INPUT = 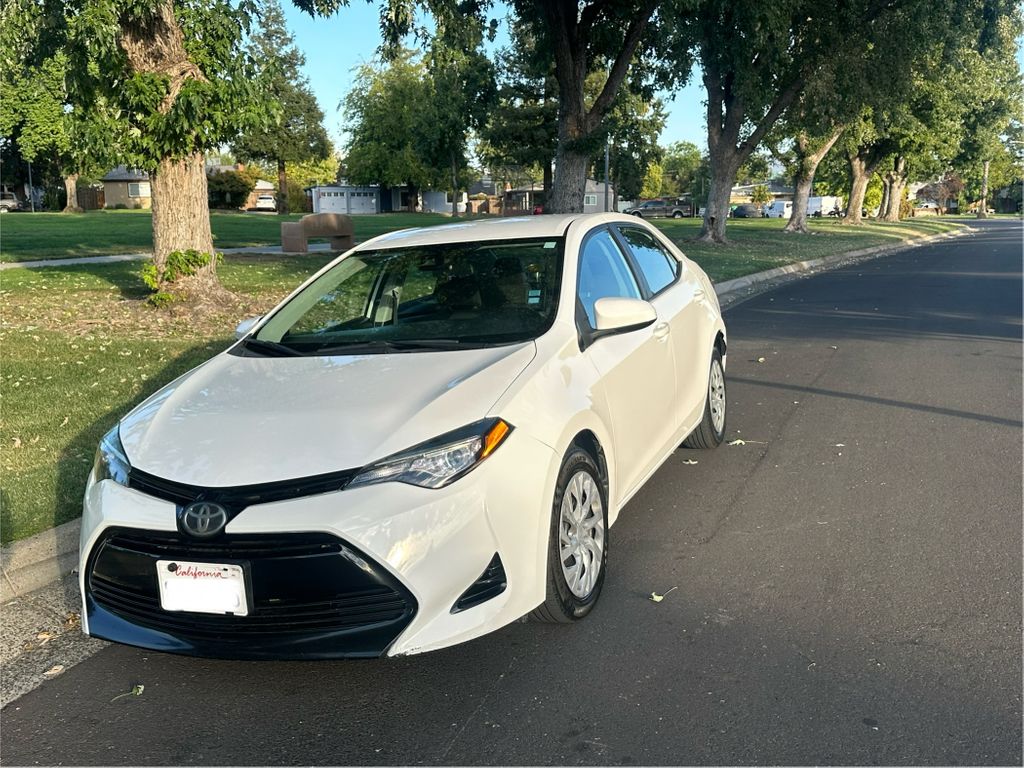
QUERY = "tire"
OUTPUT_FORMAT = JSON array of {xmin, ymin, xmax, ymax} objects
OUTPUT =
[
  {"xmin": 530, "ymin": 448, "xmax": 608, "ymax": 623},
  {"xmin": 632, "ymin": 211, "xmax": 643, "ymax": 218},
  {"xmin": 672, "ymin": 210, "xmax": 683, "ymax": 219},
  {"xmin": 683, "ymin": 348, "xmax": 727, "ymax": 449}
]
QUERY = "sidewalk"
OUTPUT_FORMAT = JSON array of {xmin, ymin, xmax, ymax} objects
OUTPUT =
[{"xmin": 0, "ymin": 242, "xmax": 335, "ymax": 271}]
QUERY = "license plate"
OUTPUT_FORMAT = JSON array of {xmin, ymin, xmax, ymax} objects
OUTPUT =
[{"xmin": 156, "ymin": 560, "xmax": 249, "ymax": 616}]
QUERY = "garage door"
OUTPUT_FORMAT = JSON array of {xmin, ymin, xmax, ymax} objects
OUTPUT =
[
  {"xmin": 347, "ymin": 191, "xmax": 377, "ymax": 214},
  {"xmin": 318, "ymin": 190, "xmax": 346, "ymax": 214}
]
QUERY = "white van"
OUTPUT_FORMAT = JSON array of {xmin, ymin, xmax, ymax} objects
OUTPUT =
[
  {"xmin": 808, "ymin": 196, "xmax": 842, "ymax": 217},
  {"xmin": 766, "ymin": 200, "xmax": 793, "ymax": 219}
]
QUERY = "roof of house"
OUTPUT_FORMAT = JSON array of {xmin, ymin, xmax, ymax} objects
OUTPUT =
[
  {"xmin": 102, "ymin": 166, "xmax": 150, "ymax": 182},
  {"xmin": 254, "ymin": 180, "xmax": 275, "ymax": 191}
]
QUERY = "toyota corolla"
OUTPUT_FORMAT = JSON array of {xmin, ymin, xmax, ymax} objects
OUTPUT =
[{"xmin": 81, "ymin": 213, "xmax": 727, "ymax": 658}]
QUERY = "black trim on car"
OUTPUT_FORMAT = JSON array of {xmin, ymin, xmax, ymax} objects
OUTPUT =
[
  {"xmin": 85, "ymin": 527, "xmax": 417, "ymax": 659},
  {"xmin": 128, "ymin": 466, "xmax": 358, "ymax": 529},
  {"xmin": 451, "ymin": 553, "xmax": 507, "ymax": 613},
  {"xmin": 609, "ymin": 223, "xmax": 682, "ymax": 300}
]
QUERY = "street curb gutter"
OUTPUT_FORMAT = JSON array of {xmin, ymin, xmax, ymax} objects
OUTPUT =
[
  {"xmin": 1, "ymin": 519, "xmax": 80, "ymax": 604},
  {"xmin": 713, "ymin": 227, "xmax": 972, "ymax": 307},
  {"xmin": 0, "ymin": 225, "xmax": 972, "ymax": 605}
]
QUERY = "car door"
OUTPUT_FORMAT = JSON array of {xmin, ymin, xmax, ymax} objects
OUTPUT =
[
  {"xmin": 576, "ymin": 227, "xmax": 677, "ymax": 497},
  {"xmin": 612, "ymin": 224, "xmax": 711, "ymax": 430}
]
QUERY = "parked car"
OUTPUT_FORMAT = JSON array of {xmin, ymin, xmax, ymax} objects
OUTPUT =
[
  {"xmin": 731, "ymin": 203, "xmax": 763, "ymax": 218},
  {"xmin": 0, "ymin": 192, "xmax": 23, "ymax": 212},
  {"xmin": 253, "ymin": 194, "xmax": 277, "ymax": 211},
  {"xmin": 80, "ymin": 213, "xmax": 728, "ymax": 659},
  {"xmin": 625, "ymin": 198, "xmax": 691, "ymax": 219}
]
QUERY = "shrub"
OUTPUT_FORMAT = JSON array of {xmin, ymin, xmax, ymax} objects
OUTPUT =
[
  {"xmin": 207, "ymin": 170, "xmax": 257, "ymax": 209},
  {"xmin": 141, "ymin": 250, "xmax": 223, "ymax": 305}
]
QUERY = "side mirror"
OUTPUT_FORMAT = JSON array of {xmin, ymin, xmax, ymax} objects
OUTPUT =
[
  {"xmin": 234, "ymin": 316, "xmax": 262, "ymax": 339},
  {"xmin": 593, "ymin": 297, "xmax": 657, "ymax": 334}
]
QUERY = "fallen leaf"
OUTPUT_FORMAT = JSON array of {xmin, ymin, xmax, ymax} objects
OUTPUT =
[
  {"xmin": 834, "ymin": 443, "xmax": 845, "ymax": 447},
  {"xmin": 830, "ymin": 345, "xmax": 838, "ymax": 350},
  {"xmin": 649, "ymin": 586, "xmax": 678, "ymax": 603},
  {"xmin": 36, "ymin": 631, "xmax": 54, "ymax": 645},
  {"xmin": 756, "ymin": 357, "xmax": 766, "ymax": 363},
  {"xmin": 43, "ymin": 664, "xmax": 65, "ymax": 678},
  {"xmin": 65, "ymin": 612, "xmax": 80, "ymax": 629},
  {"xmin": 727, "ymin": 438, "xmax": 767, "ymax": 446},
  {"xmin": 681, "ymin": 459, "xmax": 698, "ymax": 465},
  {"xmin": 111, "ymin": 684, "xmax": 145, "ymax": 702},
  {"xmin": 60, "ymin": 417, "xmax": 69, "ymax": 427},
  {"xmin": 12, "ymin": 437, "xmax": 21, "ymax": 449}
]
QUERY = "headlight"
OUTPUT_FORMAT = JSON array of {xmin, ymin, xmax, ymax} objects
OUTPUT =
[
  {"xmin": 93, "ymin": 425, "xmax": 130, "ymax": 486},
  {"xmin": 348, "ymin": 418, "xmax": 513, "ymax": 490}
]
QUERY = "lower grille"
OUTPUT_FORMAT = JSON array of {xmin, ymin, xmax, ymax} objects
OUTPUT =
[{"xmin": 86, "ymin": 528, "xmax": 416, "ymax": 658}]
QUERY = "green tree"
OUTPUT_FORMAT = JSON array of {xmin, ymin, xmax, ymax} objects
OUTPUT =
[
  {"xmin": 750, "ymin": 185, "xmax": 772, "ymax": 206},
  {"xmin": 343, "ymin": 52, "xmax": 444, "ymax": 201},
  {"xmin": 659, "ymin": 141, "xmax": 702, "ymax": 196},
  {"xmin": 233, "ymin": 0, "xmax": 330, "ymax": 215},
  {"xmin": 303, "ymin": 0, "xmax": 672, "ymax": 213},
  {"xmin": 41, "ymin": 0, "xmax": 268, "ymax": 287},
  {"xmin": 639, "ymin": 163, "xmax": 664, "ymax": 199}
]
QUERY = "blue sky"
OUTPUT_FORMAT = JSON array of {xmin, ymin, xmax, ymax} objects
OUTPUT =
[{"xmin": 281, "ymin": 4, "xmax": 708, "ymax": 157}]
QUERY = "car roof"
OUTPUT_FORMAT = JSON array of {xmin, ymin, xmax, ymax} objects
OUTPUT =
[{"xmin": 360, "ymin": 213, "xmax": 639, "ymax": 250}]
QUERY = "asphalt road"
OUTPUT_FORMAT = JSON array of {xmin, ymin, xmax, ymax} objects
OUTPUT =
[{"xmin": 2, "ymin": 219, "xmax": 1021, "ymax": 766}]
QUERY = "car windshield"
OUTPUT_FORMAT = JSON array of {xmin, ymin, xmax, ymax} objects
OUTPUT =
[{"xmin": 249, "ymin": 237, "xmax": 564, "ymax": 355}]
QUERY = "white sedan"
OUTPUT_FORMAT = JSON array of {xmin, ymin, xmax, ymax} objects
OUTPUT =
[{"xmin": 81, "ymin": 213, "xmax": 727, "ymax": 658}]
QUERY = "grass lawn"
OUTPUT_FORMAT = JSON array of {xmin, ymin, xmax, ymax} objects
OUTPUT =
[
  {"xmin": 0, "ymin": 209, "xmax": 455, "ymax": 262},
  {"xmin": 0, "ymin": 216, "xmax": 965, "ymax": 544}
]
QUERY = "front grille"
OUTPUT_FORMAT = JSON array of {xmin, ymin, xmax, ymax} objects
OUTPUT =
[
  {"xmin": 86, "ymin": 528, "xmax": 416, "ymax": 657},
  {"xmin": 128, "ymin": 467, "xmax": 359, "ymax": 512}
]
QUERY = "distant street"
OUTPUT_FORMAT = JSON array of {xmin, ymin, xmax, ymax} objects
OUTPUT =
[{"xmin": 2, "ymin": 218, "xmax": 1020, "ymax": 766}]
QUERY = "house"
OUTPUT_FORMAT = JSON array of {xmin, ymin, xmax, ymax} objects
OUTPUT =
[
  {"xmin": 102, "ymin": 167, "xmax": 151, "ymax": 209},
  {"xmin": 246, "ymin": 179, "xmax": 275, "ymax": 210}
]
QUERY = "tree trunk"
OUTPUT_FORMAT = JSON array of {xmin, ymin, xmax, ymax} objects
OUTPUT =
[
  {"xmin": 881, "ymin": 156, "xmax": 906, "ymax": 222},
  {"xmin": 978, "ymin": 159, "xmax": 990, "ymax": 219},
  {"xmin": 62, "ymin": 173, "xmax": 83, "ymax": 213},
  {"xmin": 543, "ymin": 0, "xmax": 658, "ymax": 213},
  {"xmin": 151, "ymin": 151, "xmax": 216, "ymax": 276},
  {"xmin": 784, "ymin": 127, "xmax": 843, "ymax": 234},
  {"xmin": 542, "ymin": 160, "xmax": 553, "ymax": 201},
  {"xmin": 277, "ymin": 158, "xmax": 289, "ymax": 215},
  {"xmin": 700, "ymin": 167, "xmax": 739, "ymax": 243},
  {"xmin": 878, "ymin": 179, "xmax": 890, "ymax": 220}
]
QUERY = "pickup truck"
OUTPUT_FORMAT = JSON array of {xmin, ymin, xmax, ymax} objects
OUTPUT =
[{"xmin": 624, "ymin": 198, "xmax": 692, "ymax": 219}]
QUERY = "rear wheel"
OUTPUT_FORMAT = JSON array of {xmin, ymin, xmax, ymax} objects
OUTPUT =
[
  {"xmin": 683, "ymin": 348, "xmax": 726, "ymax": 449},
  {"xmin": 672, "ymin": 210, "xmax": 683, "ymax": 219},
  {"xmin": 530, "ymin": 448, "xmax": 608, "ymax": 623}
]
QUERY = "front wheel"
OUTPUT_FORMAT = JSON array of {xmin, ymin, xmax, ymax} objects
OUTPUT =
[
  {"xmin": 530, "ymin": 448, "xmax": 608, "ymax": 623},
  {"xmin": 672, "ymin": 210, "xmax": 683, "ymax": 219},
  {"xmin": 683, "ymin": 348, "xmax": 726, "ymax": 449},
  {"xmin": 632, "ymin": 211, "xmax": 643, "ymax": 218}
]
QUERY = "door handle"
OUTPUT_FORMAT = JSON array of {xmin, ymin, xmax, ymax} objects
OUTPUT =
[{"xmin": 653, "ymin": 322, "xmax": 670, "ymax": 340}]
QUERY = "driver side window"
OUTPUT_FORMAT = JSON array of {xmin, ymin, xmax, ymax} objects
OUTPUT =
[{"xmin": 577, "ymin": 228, "xmax": 641, "ymax": 328}]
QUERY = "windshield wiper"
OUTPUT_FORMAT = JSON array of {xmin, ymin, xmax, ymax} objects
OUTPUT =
[
  {"xmin": 240, "ymin": 337, "xmax": 305, "ymax": 357},
  {"xmin": 310, "ymin": 338, "xmax": 471, "ymax": 355}
]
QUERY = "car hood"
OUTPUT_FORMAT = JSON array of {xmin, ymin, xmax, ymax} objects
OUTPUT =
[{"xmin": 119, "ymin": 342, "xmax": 536, "ymax": 487}]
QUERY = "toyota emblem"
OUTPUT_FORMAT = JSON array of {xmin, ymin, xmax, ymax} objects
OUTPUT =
[{"xmin": 179, "ymin": 502, "xmax": 229, "ymax": 538}]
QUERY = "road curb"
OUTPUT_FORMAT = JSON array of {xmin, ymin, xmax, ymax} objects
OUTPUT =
[
  {"xmin": 712, "ymin": 226, "xmax": 972, "ymax": 306},
  {"xmin": 1, "ymin": 519, "xmax": 80, "ymax": 604},
  {"xmin": 0, "ymin": 224, "xmax": 972, "ymax": 602}
]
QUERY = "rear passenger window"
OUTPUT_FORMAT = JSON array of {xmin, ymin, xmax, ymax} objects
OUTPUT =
[
  {"xmin": 577, "ymin": 229, "xmax": 641, "ymax": 328},
  {"xmin": 617, "ymin": 227, "xmax": 679, "ymax": 294}
]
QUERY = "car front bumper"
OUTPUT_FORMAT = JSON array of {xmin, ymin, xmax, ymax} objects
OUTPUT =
[{"xmin": 79, "ymin": 430, "xmax": 559, "ymax": 658}]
